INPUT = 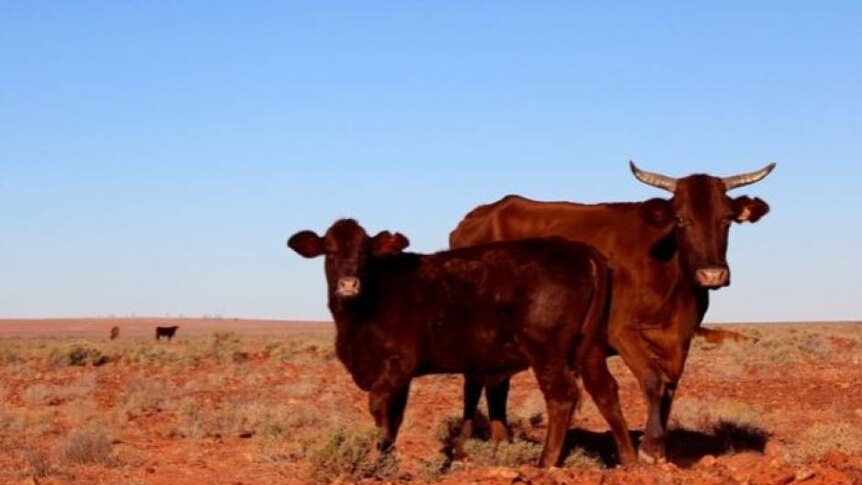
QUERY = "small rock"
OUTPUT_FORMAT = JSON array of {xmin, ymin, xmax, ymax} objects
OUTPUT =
[
  {"xmin": 838, "ymin": 382, "xmax": 851, "ymax": 389},
  {"xmin": 795, "ymin": 468, "xmax": 815, "ymax": 481},
  {"xmin": 771, "ymin": 472, "xmax": 795, "ymax": 485},
  {"xmin": 483, "ymin": 467, "xmax": 520, "ymax": 481},
  {"xmin": 699, "ymin": 454, "xmax": 718, "ymax": 468}
]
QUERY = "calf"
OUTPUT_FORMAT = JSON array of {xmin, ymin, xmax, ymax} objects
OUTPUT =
[
  {"xmin": 155, "ymin": 326, "xmax": 179, "ymax": 342},
  {"xmin": 288, "ymin": 218, "xmax": 625, "ymax": 467},
  {"xmin": 109, "ymin": 326, "xmax": 120, "ymax": 340}
]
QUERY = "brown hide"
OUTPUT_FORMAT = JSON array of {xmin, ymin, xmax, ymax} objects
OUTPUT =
[
  {"xmin": 450, "ymin": 164, "xmax": 772, "ymax": 462},
  {"xmin": 288, "ymin": 218, "xmax": 626, "ymax": 467}
]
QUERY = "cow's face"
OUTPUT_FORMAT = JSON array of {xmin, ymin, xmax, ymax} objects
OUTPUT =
[
  {"xmin": 632, "ymin": 162, "xmax": 773, "ymax": 289},
  {"xmin": 288, "ymin": 219, "xmax": 409, "ymax": 301}
]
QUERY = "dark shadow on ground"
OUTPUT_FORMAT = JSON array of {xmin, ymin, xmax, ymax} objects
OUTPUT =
[{"xmin": 563, "ymin": 422, "xmax": 769, "ymax": 468}]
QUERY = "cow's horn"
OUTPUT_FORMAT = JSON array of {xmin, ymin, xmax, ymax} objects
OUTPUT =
[
  {"xmin": 722, "ymin": 162, "xmax": 776, "ymax": 191},
  {"xmin": 629, "ymin": 160, "xmax": 677, "ymax": 193}
]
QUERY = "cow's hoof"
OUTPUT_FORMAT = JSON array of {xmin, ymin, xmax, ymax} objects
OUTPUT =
[{"xmin": 638, "ymin": 448, "xmax": 661, "ymax": 464}]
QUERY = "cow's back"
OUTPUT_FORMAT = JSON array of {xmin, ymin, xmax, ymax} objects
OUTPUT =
[
  {"xmin": 450, "ymin": 195, "xmax": 645, "ymax": 259},
  {"xmin": 450, "ymin": 194, "xmax": 706, "ymax": 379},
  {"xmin": 368, "ymin": 238, "xmax": 608, "ymax": 376}
]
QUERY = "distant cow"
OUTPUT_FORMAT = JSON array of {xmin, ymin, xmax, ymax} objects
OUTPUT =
[
  {"xmin": 696, "ymin": 327, "xmax": 749, "ymax": 345},
  {"xmin": 109, "ymin": 326, "xmax": 120, "ymax": 340},
  {"xmin": 155, "ymin": 326, "xmax": 179, "ymax": 342},
  {"xmin": 450, "ymin": 161, "xmax": 774, "ymax": 462},
  {"xmin": 288, "ymin": 218, "xmax": 627, "ymax": 467}
]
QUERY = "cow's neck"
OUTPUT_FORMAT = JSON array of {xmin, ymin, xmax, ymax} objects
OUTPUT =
[{"xmin": 328, "ymin": 308, "xmax": 383, "ymax": 391}]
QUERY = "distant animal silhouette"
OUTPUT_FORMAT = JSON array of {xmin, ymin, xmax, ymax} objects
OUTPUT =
[
  {"xmin": 696, "ymin": 327, "xmax": 750, "ymax": 345},
  {"xmin": 109, "ymin": 326, "xmax": 120, "ymax": 340},
  {"xmin": 155, "ymin": 326, "xmax": 180, "ymax": 342}
]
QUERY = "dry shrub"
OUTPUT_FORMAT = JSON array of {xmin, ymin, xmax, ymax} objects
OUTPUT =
[
  {"xmin": 22, "ymin": 375, "xmax": 97, "ymax": 406},
  {"xmin": 303, "ymin": 426, "xmax": 398, "ymax": 482},
  {"xmin": 461, "ymin": 438, "xmax": 542, "ymax": 467},
  {"xmin": 672, "ymin": 397, "xmax": 767, "ymax": 434},
  {"xmin": 61, "ymin": 427, "xmax": 116, "ymax": 467},
  {"xmin": 122, "ymin": 378, "xmax": 172, "ymax": 417},
  {"xmin": 562, "ymin": 446, "xmax": 603, "ymax": 469},
  {"xmin": 792, "ymin": 422, "xmax": 862, "ymax": 461},
  {"xmin": 47, "ymin": 343, "xmax": 108, "ymax": 367},
  {"xmin": 0, "ymin": 409, "xmax": 27, "ymax": 432},
  {"xmin": 175, "ymin": 398, "xmax": 273, "ymax": 439},
  {"xmin": 23, "ymin": 447, "xmax": 53, "ymax": 478},
  {"xmin": 671, "ymin": 397, "xmax": 770, "ymax": 455},
  {"xmin": 0, "ymin": 343, "xmax": 24, "ymax": 366}
]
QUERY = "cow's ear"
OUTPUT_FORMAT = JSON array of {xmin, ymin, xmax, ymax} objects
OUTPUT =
[
  {"xmin": 639, "ymin": 198, "xmax": 674, "ymax": 227},
  {"xmin": 732, "ymin": 196, "xmax": 770, "ymax": 223},
  {"xmin": 371, "ymin": 231, "xmax": 410, "ymax": 257},
  {"xmin": 287, "ymin": 230, "xmax": 324, "ymax": 258}
]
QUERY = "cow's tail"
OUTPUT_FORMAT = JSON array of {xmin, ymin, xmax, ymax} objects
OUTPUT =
[{"xmin": 574, "ymin": 254, "xmax": 612, "ymax": 369}]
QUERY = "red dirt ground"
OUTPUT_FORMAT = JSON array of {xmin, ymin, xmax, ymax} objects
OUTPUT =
[{"xmin": 0, "ymin": 318, "xmax": 860, "ymax": 484}]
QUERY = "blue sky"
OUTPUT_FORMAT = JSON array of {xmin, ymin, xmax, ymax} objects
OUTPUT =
[{"xmin": 1, "ymin": 2, "xmax": 859, "ymax": 322}]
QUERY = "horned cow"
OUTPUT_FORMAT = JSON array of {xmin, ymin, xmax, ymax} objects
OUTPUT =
[{"xmin": 451, "ymin": 161, "xmax": 774, "ymax": 463}]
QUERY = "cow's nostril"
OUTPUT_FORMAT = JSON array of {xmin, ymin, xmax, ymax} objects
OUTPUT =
[
  {"xmin": 695, "ymin": 267, "xmax": 729, "ymax": 288},
  {"xmin": 336, "ymin": 277, "xmax": 361, "ymax": 297}
]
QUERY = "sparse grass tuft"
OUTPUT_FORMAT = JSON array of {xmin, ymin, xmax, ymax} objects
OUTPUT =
[
  {"xmin": 562, "ymin": 446, "xmax": 603, "ymax": 469},
  {"xmin": 791, "ymin": 422, "xmax": 862, "ymax": 461},
  {"xmin": 672, "ymin": 397, "xmax": 768, "ymax": 436},
  {"xmin": 461, "ymin": 438, "xmax": 542, "ymax": 467},
  {"xmin": 60, "ymin": 427, "xmax": 116, "ymax": 467},
  {"xmin": 303, "ymin": 426, "xmax": 398, "ymax": 483},
  {"xmin": 48, "ymin": 343, "xmax": 108, "ymax": 367},
  {"xmin": 23, "ymin": 447, "xmax": 53, "ymax": 478}
]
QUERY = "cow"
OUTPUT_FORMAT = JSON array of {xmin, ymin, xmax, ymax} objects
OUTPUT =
[
  {"xmin": 287, "ymin": 218, "xmax": 629, "ymax": 467},
  {"xmin": 450, "ymin": 161, "xmax": 774, "ymax": 463},
  {"xmin": 155, "ymin": 325, "xmax": 179, "ymax": 342},
  {"xmin": 109, "ymin": 326, "xmax": 120, "ymax": 340},
  {"xmin": 695, "ymin": 327, "xmax": 750, "ymax": 346}
]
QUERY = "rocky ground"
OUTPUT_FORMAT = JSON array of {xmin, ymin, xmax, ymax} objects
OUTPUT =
[{"xmin": 0, "ymin": 318, "xmax": 860, "ymax": 484}]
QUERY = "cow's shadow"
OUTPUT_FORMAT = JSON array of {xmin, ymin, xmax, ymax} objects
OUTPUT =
[{"xmin": 562, "ymin": 423, "xmax": 769, "ymax": 468}]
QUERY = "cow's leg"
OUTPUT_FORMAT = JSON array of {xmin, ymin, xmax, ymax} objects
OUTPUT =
[
  {"xmin": 638, "ymin": 371, "xmax": 671, "ymax": 463},
  {"xmin": 460, "ymin": 375, "xmax": 483, "ymax": 441},
  {"xmin": 369, "ymin": 381, "xmax": 412, "ymax": 452},
  {"xmin": 580, "ymin": 345, "xmax": 637, "ymax": 465},
  {"xmin": 485, "ymin": 377, "xmax": 511, "ymax": 443},
  {"xmin": 608, "ymin": 332, "xmax": 674, "ymax": 464},
  {"xmin": 532, "ymin": 362, "xmax": 579, "ymax": 467}
]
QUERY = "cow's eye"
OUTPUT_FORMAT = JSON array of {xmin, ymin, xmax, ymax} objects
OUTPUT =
[{"xmin": 675, "ymin": 216, "xmax": 690, "ymax": 227}]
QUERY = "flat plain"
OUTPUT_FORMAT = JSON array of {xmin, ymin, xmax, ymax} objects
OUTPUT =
[{"xmin": 0, "ymin": 318, "xmax": 860, "ymax": 484}]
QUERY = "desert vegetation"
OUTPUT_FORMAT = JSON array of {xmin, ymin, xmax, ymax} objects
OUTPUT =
[{"xmin": 0, "ymin": 320, "xmax": 860, "ymax": 484}]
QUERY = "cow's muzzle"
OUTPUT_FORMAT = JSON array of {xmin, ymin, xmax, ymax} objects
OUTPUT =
[
  {"xmin": 695, "ymin": 266, "xmax": 729, "ymax": 288},
  {"xmin": 336, "ymin": 277, "xmax": 361, "ymax": 297}
]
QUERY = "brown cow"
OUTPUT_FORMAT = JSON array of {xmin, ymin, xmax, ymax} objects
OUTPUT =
[
  {"xmin": 109, "ymin": 326, "xmax": 120, "ymax": 340},
  {"xmin": 451, "ymin": 161, "xmax": 774, "ymax": 463},
  {"xmin": 288, "ymin": 218, "xmax": 627, "ymax": 467},
  {"xmin": 695, "ymin": 327, "xmax": 749, "ymax": 345},
  {"xmin": 155, "ymin": 326, "xmax": 179, "ymax": 342}
]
